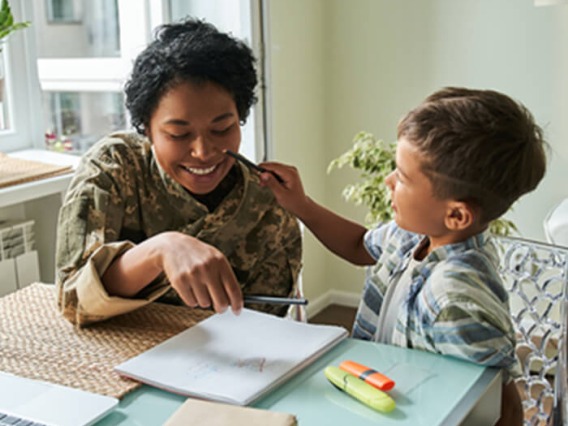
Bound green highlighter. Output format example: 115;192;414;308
324;366;396;413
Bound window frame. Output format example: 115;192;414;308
0;0;44;152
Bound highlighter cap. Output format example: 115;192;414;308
339;360;395;391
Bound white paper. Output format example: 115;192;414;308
115;308;348;405
15;250;40;289
0;259;18;297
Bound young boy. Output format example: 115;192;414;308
259;87;547;425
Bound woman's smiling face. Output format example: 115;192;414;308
147;80;241;195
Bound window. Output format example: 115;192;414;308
44;91;125;153
0;50;11;130
33;0;141;154
46;0;82;24
0;0;43;152
1;0;267;162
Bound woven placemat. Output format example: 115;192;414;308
0;153;73;188
0;283;212;398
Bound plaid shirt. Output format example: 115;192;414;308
352;221;520;380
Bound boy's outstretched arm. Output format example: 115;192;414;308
259;162;374;266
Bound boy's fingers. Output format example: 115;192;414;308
262;173;291;197
260;171;280;188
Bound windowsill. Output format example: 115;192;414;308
0;149;80;209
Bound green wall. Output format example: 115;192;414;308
269;0;568;303
268;0;331;302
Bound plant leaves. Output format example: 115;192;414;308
0;0;30;48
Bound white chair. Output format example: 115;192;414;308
286;271;307;322
555;298;568;425
286;220;307;322
497;236;568;425
544;199;568;247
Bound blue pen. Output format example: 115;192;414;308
244;295;308;305
324;366;396;413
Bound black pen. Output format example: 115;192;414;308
244;295;309;306
224;149;285;183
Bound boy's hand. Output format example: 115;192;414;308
259;162;372;266
258;162;311;220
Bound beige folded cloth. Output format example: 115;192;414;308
164;398;297;426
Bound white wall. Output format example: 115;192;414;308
268;0;330;303
269;0;568;301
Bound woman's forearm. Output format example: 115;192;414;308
101;232;243;313
102;234;165;297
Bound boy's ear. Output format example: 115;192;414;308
445;201;476;231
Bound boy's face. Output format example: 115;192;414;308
385;137;452;239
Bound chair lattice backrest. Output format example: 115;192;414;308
497;236;568;426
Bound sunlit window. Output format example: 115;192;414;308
46;0;82;24
40;0;119;58
0;0;43;153
2;0;264;160
43;91;126;153
0;50;11;131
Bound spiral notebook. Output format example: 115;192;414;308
115;308;348;406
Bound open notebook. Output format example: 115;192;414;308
115;308;348;406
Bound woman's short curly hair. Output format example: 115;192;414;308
124;18;258;134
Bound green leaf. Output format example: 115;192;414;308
329;132;396;226
0;0;30;47
0;1;9;25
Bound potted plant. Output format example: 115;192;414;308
328;131;518;236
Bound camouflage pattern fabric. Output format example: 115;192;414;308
56;132;302;325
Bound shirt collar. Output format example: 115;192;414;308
423;229;493;263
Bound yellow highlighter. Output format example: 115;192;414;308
324;366;396;413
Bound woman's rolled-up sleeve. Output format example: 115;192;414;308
55;147;168;326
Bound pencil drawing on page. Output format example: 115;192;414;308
185;357;268;380
234;357;267;372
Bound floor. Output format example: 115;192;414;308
308;304;356;332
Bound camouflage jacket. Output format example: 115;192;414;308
56;133;302;325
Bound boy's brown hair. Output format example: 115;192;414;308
397;87;547;223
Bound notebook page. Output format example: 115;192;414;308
115;308;348;405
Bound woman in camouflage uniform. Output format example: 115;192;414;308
55;18;302;326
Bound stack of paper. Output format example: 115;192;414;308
115;308;348;405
